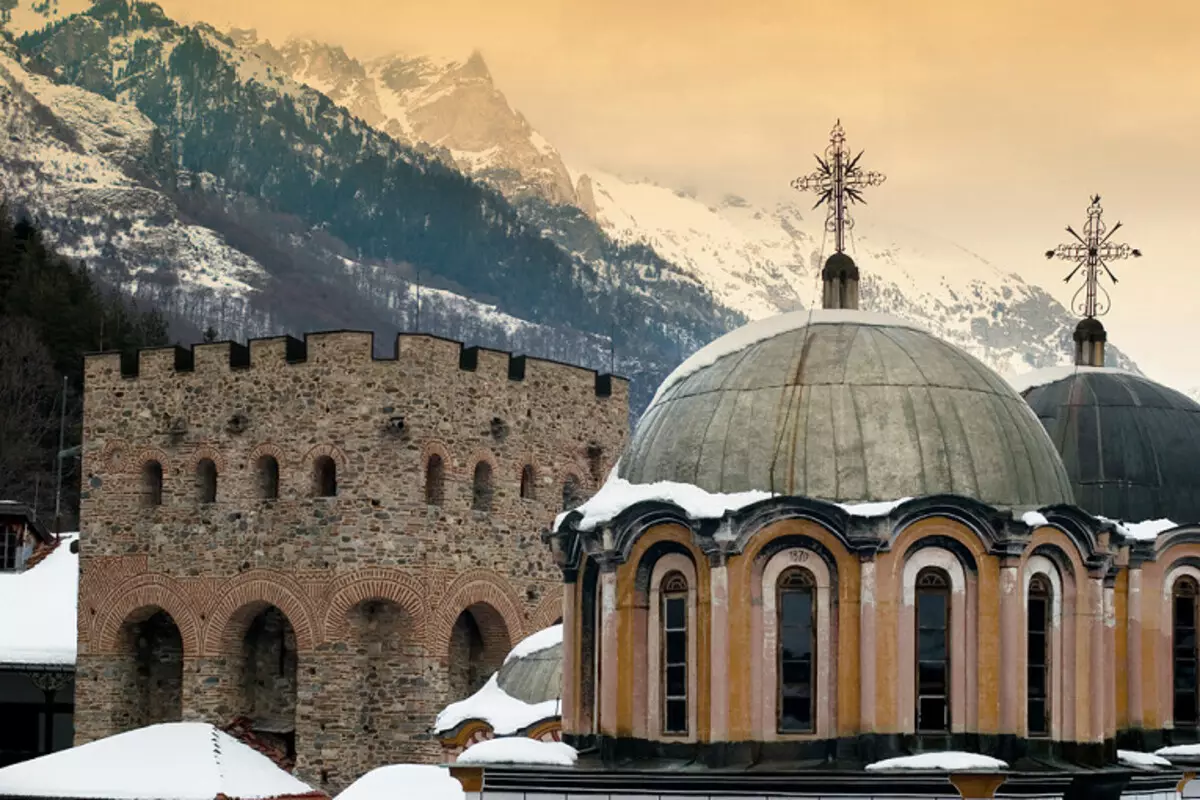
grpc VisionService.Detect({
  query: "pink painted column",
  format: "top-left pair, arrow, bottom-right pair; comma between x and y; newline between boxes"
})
1088,575 -> 1105,742
561,580 -> 578,733
599,567 -> 619,736
709,560 -> 730,742
859,558 -> 876,733
999,560 -> 1021,735
1127,567 -> 1144,730
1104,581 -> 1116,740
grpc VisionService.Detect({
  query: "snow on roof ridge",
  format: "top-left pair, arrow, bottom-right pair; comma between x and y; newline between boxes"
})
434,673 -> 560,736
0,532 -> 78,667
455,738 -> 577,767
864,751 -> 1008,772
1096,515 -> 1179,541
504,624 -> 562,665
1005,364 -> 1142,395
335,765 -> 464,800
649,309 -> 926,408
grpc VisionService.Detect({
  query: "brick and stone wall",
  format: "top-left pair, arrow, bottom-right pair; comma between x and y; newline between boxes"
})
76,332 -> 627,793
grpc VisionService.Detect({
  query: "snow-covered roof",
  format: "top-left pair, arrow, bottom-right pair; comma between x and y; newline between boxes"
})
864,751 -> 1008,772
1118,750 -> 1172,769
649,309 -> 925,407
1006,364 -> 1139,395
434,673 -> 559,736
1105,517 -> 1179,541
504,624 -> 562,666
1156,742 -> 1200,759
0,722 -> 321,800
334,765 -> 462,800
0,533 -> 78,667
454,739 -> 577,767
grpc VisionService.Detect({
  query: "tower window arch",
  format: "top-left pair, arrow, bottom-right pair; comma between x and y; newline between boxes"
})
519,464 -> 536,500
1027,573 -> 1052,737
777,567 -> 816,733
660,570 -> 689,735
195,458 -> 217,504
1174,577 -> 1199,727
425,454 -> 445,506
472,461 -> 493,512
257,455 -> 279,500
142,460 -> 164,507
313,455 -> 337,497
915,567 -> 951,733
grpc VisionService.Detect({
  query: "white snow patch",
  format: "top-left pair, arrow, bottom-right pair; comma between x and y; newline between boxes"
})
0,722 -> 316,800
434,673 -> 559,736
1097,516 -> 1179,541
1118,750 -> 1172,768
842,498 -> 911,517
335,765 -> 463,800
864,751 -> 1008,772
650,309 -> 926,407
1022,511 -> 1050,528
504,624 -> 562,665
455,738 -> 577,767
0,534 -> 78,666
1156,742 -> 1200,759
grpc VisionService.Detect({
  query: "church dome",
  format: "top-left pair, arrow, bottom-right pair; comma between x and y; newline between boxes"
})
620,310 -> 1075,508
1019,366 -> 1200,523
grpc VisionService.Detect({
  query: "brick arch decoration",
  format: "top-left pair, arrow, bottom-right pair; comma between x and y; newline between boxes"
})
322,568 -> 430,646
200,570 -> 317,655
528,585 -> 565,632
91,575 -> 202,657
187,444 -> 227,473
428,570 -> 526,660
467,449 -> 499,474
421,440 -> 456,477
248,442 -> 289,468
130,447 -> 172,476
98,439 -> 129,471
302,443 -> 348,470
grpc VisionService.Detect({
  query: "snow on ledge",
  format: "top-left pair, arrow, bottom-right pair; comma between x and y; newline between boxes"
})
434,673 -> 559,736
864,751 -> 1008,772
650,309 -> 926,406
1118,750 -> 1172,768
1097,516 -> 1179,541
1021,511 -> 1049,528
335,765 -> 463,800
455,738 -> 577,767
504,624 -> 562,665
555,471 -> 911,533
1006,364 -> 1141,395
1155,742 -> 1200,759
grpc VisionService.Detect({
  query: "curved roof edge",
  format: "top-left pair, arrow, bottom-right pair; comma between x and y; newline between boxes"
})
1007,364 -> 1144,395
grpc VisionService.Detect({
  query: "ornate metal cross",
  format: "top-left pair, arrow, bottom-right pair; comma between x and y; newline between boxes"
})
1045,195 -> 1142,318
791,120 -> 886,254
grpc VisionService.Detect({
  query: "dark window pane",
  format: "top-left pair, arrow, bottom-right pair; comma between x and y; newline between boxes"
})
1177,631 -> 1196,653
782,659 -> 811,687
1177,597 -> 1196,627
918,592 -> 947,629
1028,698 -> 1048,735
781,695 -> 812,731
666,631 -> 686,664
781,590 -> 812,622
665,597 -> 686,629
666,664 -> 686,697
1028,666 -> 1046,696
1175,692 -> 1198,726
665,699 -> 687,733
1028,631 -> 1046,665
1176,660 -> 1197,688
917,696 -> 947,732
918,662 -> 947,694
781,626 -> 813,660
919,628 -> 947,661
1028,598 -> 1047,633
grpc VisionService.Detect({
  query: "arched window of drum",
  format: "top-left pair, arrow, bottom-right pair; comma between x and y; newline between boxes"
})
1174,577 -> 1199,727
777,567 -> 816,733
915,567 -> 951,733
519,465 -> 536,500
425,455 -> 445,506
660,570 -> 689,735
1027,573 -> 1052,737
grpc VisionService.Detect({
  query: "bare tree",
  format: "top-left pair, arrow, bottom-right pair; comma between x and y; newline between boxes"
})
0,318 -> 59,505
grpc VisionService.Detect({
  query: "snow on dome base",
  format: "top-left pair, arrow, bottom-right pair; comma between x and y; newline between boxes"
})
504,624 -> 562,665
864,752 -> 1008,772
334,765 -> 463,800
433,673 -> 560,736
0,722 -> 319,800
454,738 -> 577,767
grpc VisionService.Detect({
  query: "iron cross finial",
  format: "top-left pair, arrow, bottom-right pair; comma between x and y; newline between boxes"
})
791,120 -> 886,254
1044,195 -> 1142,319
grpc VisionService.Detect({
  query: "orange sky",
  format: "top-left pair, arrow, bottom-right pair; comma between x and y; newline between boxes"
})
15,0 -> 1200,386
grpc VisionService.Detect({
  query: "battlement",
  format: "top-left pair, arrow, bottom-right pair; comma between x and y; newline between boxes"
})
86,330 -> 625,398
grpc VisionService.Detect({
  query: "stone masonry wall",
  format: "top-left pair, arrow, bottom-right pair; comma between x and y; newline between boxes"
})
76,332 -> 628,793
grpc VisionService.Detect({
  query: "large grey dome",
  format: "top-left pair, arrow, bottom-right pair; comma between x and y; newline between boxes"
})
1020,367 -> 1200,523
621,311 -> 1075,508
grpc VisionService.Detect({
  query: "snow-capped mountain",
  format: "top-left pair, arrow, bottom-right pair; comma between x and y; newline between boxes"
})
252,33 -> 1135,378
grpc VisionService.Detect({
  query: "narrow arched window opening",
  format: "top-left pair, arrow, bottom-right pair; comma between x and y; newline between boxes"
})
661,570 -> 689,735
313,455 -> 337,497
257,456 -> 279,500
1174,577 -> 1199,727
425,454 -> 445,506
472,461 -> 493,512
520,464 -> 536,500
778,567 -> 815,733
915,567 -> 950,733
562,475 -> 582,511
142,460 -> 163,507
1027,574 -> 1052,737
195,458 -> 217,504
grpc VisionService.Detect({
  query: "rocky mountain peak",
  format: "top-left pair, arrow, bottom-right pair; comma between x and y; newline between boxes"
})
459,48 -> 491,82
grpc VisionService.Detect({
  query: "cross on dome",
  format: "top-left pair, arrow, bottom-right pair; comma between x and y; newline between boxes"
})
791,120 -> 886,254
1045,194 -> 1142,319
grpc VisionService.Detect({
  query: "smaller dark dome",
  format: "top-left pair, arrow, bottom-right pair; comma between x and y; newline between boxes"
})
821,252 -> 859,281
1022,368 -> 1200,523
497,642 -> 562,706
1073,317 -> 1107,342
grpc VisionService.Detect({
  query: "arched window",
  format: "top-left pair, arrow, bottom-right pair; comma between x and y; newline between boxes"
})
472,461 -> 493,512
1174,577 -> 1199,727
425,454 -> 445,506
313,455 -> 337,497
661,571 -> 689,735
1027,574 -> 1052,737
562,475 -> 582,511
520,464 -> 536,500
778,568 -> 816,733
256,456 -> 279,500
142,460 -> 163,507
915,568 -> 951,733
195,458 -> 217,504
